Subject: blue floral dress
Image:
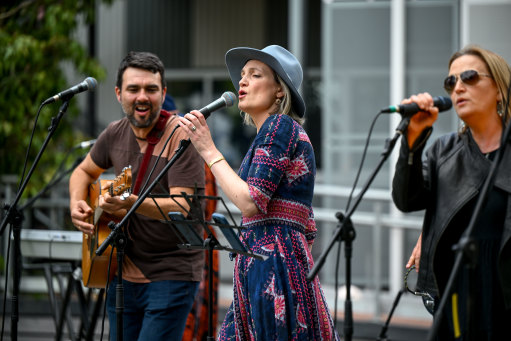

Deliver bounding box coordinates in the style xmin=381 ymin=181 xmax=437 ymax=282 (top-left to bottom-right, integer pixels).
xmin=218 ymin=114 xmax=339 ymax=340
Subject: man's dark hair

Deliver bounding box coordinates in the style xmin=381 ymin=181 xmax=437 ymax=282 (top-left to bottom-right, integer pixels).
xmin=116 ymin=51 xmax=166 ymax=89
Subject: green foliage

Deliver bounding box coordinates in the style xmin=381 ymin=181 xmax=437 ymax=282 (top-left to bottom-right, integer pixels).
xmin=0 ymin=0 xmax=113 ymax=198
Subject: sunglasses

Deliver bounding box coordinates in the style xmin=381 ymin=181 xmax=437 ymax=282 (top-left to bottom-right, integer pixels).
xmin=443 ymin=69 xmax=493 ymax=94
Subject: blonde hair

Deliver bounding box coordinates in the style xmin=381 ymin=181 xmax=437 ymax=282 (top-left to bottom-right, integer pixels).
xmin=241 ymin=73 xmax=305 ymax=126
xmin=449 ymin=45 xmax=511 ymax=132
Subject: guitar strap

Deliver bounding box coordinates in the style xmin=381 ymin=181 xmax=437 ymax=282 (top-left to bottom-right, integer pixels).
xmin=121 ymin=110 xmax=172 ymax=277
xmin=132 ymin=109 xmax=172 ymax=195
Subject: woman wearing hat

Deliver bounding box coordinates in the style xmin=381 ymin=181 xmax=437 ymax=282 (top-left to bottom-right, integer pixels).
xmin=178 ymin=45 xmax=339 ymax=340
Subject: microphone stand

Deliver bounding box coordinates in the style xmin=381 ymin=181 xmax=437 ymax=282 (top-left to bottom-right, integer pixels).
xmin=377 ymin=288 xmax=406 ymax=341
xmin=0 ymin=100 xmax=71 ymax=341
xmin=307 ymin=118 xmax=411 ymax=341
xmin=95 ymin=138 xmax=193 ymax=341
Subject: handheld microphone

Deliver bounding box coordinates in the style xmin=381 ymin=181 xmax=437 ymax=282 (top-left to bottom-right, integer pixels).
xmin=198 ymin=91 xmax=237 ymax=118
xmin=43 ymin=77 xmax=98 ymax=105
xmin=380 ymin=96 xmax=452 ymax=118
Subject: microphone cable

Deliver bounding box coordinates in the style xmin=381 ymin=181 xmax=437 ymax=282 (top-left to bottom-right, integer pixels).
xmin=345 ymin=111 xmax=384 ymax=213
xmin=17 ymin=103 xmax=45 ymax=191
xmin=332 ymin=110 xmax=384 ymax=329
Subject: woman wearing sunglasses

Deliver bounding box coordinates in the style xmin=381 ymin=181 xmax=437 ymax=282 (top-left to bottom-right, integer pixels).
xmin=392 ymin=45 xmax=511 ymax=340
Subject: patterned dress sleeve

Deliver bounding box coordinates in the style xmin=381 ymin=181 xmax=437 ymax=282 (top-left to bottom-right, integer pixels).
xmin=246 ymin=115 xmax=299 ymax=214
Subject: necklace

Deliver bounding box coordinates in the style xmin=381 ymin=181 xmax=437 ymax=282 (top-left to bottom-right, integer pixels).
xmin=485 ymin=149 xmax=498 ymax=160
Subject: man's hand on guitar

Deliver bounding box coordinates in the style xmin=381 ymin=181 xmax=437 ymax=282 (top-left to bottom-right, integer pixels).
xmin=100 ymin=190 xmax=130 ymax=218
xmin=71 ymin=200 xmax=95 ymax=235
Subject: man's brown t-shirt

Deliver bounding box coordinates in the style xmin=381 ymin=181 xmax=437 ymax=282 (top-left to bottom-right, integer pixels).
xmin=90 ymin=113 xmax=205 ymax=282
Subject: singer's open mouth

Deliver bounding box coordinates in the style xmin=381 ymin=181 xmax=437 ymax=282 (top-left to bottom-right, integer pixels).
xmin=135 ymin=104 xmax=150 ymax=114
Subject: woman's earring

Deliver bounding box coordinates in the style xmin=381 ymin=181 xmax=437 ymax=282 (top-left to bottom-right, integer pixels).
xmin=275 ymin=98 xmax=282 ymax=105
xmin=497 ymin=101 xmax=504 ymax=117
xmin=459 ymin=120 xmax=466 ymax=132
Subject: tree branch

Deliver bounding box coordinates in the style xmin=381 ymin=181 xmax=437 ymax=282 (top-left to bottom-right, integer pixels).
xmin=0 ymin=0 xmax=37 ymax=21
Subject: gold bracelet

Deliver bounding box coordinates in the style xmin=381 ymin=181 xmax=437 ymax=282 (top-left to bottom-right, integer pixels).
xmin=208 ymin=156 xmax=225 ymax=168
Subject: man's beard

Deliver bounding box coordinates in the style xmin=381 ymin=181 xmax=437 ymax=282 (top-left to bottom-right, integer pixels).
xmin=123 ymin=101 xmax=160 ymax=128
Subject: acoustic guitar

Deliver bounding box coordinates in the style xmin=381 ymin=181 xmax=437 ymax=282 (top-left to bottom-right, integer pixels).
xmin=82 ymin=166 xmax=132 ymax=288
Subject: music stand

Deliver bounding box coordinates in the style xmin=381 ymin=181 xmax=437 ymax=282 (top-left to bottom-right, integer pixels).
xmin=164 ymin=192 xmax=266 ymax=340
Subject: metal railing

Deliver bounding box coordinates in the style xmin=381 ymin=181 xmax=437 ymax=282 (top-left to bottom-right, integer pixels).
xmin=1 ymin=174 xmax=429 ymax=323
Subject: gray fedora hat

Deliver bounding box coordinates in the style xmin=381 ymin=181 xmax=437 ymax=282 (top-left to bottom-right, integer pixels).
xmin=225 ymin=45 xmax=306 ymax=118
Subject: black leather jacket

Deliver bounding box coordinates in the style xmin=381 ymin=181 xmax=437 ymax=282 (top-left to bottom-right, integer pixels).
xmin=392 ymin=128 xmax=511 ymax=309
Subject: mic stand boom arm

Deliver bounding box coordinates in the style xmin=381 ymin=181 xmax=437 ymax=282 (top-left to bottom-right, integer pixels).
xmin=307 ymin=118 xmax=410 ymax=341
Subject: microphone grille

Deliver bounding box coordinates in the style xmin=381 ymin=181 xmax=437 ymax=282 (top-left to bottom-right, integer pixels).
xmin=85 ymin=77 xmax=98 ymax=91
xmin=222 ymin=91 xmax=237 ymax=107
xmin=436 ymin=96 xmax=452 ymax=112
